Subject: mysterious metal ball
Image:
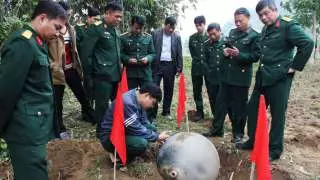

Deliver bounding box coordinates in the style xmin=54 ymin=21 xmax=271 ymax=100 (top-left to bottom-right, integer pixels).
xmin=157 ymin=132 xmax=220 ymax=180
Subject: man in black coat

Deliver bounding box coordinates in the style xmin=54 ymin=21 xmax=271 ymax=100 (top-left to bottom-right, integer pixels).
xmin=151 ymin=16 xmax=183 ymax=120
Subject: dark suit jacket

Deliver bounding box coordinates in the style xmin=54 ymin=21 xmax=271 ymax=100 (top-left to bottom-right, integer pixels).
xmin=151 ymin=28 xmax=183 ymax=74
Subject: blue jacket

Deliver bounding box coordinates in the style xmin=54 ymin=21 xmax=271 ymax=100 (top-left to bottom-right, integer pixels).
xmin=99 ymin=89 xmax=159 ymax=142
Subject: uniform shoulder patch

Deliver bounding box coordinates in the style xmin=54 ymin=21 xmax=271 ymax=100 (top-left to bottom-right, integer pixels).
xmin=121 ymin=32 xmax=129 ymax=36
xmin=281 ymin=16 xmax=293 ymax=22
xmin=94 ymin=21 xmax=102 ymax=26
xmin=76 ymin=23 xmax=85 ymax=26
xmin=21 ymin=30 xmax=32 ymax=39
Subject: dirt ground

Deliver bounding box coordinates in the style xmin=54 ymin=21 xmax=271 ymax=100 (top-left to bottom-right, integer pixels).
xmin=0 ymin=61 xmax=319 ymax=180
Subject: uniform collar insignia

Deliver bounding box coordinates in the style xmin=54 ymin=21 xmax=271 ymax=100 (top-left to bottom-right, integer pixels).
xmin=35 ymin=36 xmax=43 ymax=46
xmin=275 ymin=20 xmax=280 ymax=28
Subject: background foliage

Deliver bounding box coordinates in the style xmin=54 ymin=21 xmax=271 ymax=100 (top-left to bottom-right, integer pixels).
xmin=0 ymin=0 xmax=197 ymax=161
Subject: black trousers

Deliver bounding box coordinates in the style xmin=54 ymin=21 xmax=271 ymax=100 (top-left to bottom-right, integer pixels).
xmin=153 ymin=62 xmax=176 ymax=115
xmin=53 ymin=68 xmax=92 ymax=136
xmin=53 ymin=85 xmax=66 ymax=135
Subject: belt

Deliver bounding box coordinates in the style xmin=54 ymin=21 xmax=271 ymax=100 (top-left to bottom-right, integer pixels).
xmin=160 ymin=61 xmax=173 ymax=64
xmin=93 ymin=74 xmax=111 ymax=81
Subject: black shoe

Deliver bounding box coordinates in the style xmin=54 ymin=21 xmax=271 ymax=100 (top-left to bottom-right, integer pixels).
xmin=82 ymin=109 xmax=96 ymax=125
xmin=269 ymin=152 xmax=281 ymax=161
xmin=202 ymin=131 xmax=223 ymax=137
xmin=193 ymin=111 xmax=204 ymax=122
xmin=231 ymin=136 xmax=242 ymax=143
xmin=235 ymin=141 xmax=253 ymax=150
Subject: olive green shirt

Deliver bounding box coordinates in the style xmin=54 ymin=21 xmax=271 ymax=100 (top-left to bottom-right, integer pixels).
xmin=75 ymin=23 xmax=87 ymax=53
xmin=189 ymin=32 xmax=208 ymax=76
xmin=257 ymin=16 xmax=314 ymax=86
xmin=120 ymin=32 xmax=155 ymax=81
xmin=79 ymin=21 xmax=121 ymax=82
xmin=204 ymin=38 xmax=224 ymax=85
xmin=0 ymin=26 xmax=54 ymax=145
xmin=223 ymin=27 xmax=260 ymax=87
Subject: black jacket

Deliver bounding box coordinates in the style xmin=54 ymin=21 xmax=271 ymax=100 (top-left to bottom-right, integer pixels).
xmin=151 ymin=28 xmax=183 ymax=74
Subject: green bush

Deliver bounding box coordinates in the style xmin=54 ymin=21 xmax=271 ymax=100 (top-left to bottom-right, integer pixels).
xmin=0 ymin=16 xmax=26 ymax=48
xmin=0 ymin=139 xmax=9 ymax=162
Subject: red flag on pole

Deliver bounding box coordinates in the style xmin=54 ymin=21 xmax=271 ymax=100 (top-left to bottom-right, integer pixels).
xmin=110 ymin=68 xmax=128 ymax=165
xmin=177 ymin=72 xmax=186 ymax=128
xmin=250 ymin=95 xmax=272 ymax=180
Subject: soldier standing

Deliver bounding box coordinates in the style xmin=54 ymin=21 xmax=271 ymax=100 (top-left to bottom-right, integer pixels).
xmin=0 ymin=1 xmax=67 ymax=179
xmin=203 ymin=23 xmax=225 ymax=123
xmin=75 ymin=6 xmax=100 ymax=105
xmin=75 ymin=6 xmax=100 ymax=50
xmin=237 ymin=0 xmax=314 ymax=161
xmin=79 ymin=3 xmax=123 ymax=136
xmin=203 ymin=8 xmax=260 ymax=144
xmin=121 ymin=15 xmax=155 ymax=89
xmin=189 ymin=16 xmax=208 ymax=121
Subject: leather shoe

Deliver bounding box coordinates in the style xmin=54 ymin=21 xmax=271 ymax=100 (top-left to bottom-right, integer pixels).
xmin=202 ymin=131 xmax=223 ymax=137
xmin=231 ymin=136 xmax=242 ymax=143
xmin=193 ymin=111 xmax=204 ymax=122
xmin=269 ymin=152 xmax=281 ymax=161
xmin=235 ymin=141 xmax=253 ymax=150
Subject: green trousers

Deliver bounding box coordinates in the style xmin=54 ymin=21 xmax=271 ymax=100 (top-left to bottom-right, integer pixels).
xmin=204 ymin=78 xmax=220 ymax=117
xmin=94 ymin=79 xmax=117 ymax=136
xmin=211 ymin=83 xmax=248 ymax=137
xmin=191 ymin=74 xmax=205 ymax=112
xmin=8 ymin=143 xmax=48 ymax=180
xmin=247 ymin=75 xmax=293 ymax=155
xmin=127 ymin=77 xmax=150 ymax=90
xmin=100 ymin=123 xmax=156 ymax=161
xmin=101 ymin=135 xmax=149 ymax=161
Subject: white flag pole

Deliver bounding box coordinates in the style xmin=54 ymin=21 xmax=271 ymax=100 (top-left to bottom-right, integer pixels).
xmin=113 ymin=150 xmax=117 ymax=180
xmin=185 ymin=109 xmax=190 ymax=133
xmin=250 ymin=163 xmax=255 ymax=180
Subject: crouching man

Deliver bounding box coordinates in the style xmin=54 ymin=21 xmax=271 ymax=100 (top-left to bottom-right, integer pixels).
xmin=98 ymin=82 xmax=170 ymax=162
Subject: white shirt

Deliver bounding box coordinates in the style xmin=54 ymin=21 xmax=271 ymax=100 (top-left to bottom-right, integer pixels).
xmin=63 ymin=31 xmax=71 ymax=45
xmin=160 ymin=33 xmax=172 ymax=61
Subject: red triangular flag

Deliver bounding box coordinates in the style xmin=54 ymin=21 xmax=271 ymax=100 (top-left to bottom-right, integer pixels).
xmin=110 ymin=68 xmax=128 ymax=165
xmin=121 ymin=67 xmax=128 ymax=92
xmin=250 ymin=95 xmax=272 ymax=180
xmin=176 ymin=73 xmax=186 ymax=128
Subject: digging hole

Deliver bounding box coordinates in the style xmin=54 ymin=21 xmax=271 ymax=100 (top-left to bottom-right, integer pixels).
xmin=216 ymin=147 xmax=292 ymax=180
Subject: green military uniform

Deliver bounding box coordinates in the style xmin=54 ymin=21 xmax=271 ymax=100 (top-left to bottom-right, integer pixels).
xmin=189 ymin=33 xmax=208 ymax=117
xmin=245 ymin=16 xmax=313 ymax=158
xmin=0 ymin=26 xmax=54 ymax=180
xmin=75 ymin=23 xmax=87 ymax=52
xmin=120 ymin=32 xmax=155 ymax=89
xmin=75 ymin=23 xmax=95 ymax=104
xmin=203 ymin=38 xmax=224 ymax=117
xmin=80 ymin=21 xmax=121 ymax=135
xmin=211 ymin=27 xmax=260 ymax=138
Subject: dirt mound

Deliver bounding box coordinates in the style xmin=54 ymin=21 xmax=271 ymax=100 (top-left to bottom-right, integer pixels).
xmin=47 ymin=140 xmax=105 ymax=180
